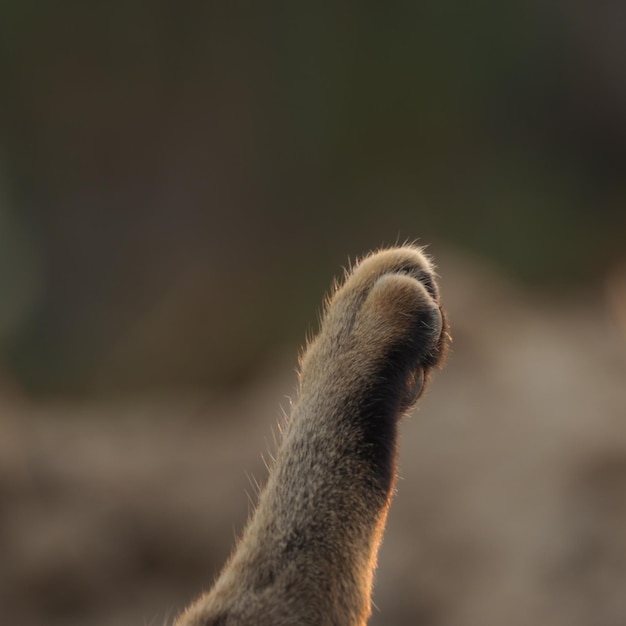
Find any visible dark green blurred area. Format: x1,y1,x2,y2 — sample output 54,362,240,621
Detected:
0,1,624,396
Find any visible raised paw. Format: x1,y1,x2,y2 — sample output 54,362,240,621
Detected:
301,246,448,411
173,245,449,626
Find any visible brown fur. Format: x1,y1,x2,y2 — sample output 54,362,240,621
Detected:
174,246,448,626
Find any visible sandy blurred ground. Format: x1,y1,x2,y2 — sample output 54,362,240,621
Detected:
1,250,625,626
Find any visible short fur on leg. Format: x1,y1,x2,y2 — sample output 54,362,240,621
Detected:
174,246,448,626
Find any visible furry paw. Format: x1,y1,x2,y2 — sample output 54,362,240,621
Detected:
301,246,448,411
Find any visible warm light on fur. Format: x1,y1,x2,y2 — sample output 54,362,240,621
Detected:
174,245,448,626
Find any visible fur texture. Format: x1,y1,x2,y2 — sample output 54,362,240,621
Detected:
174,245,448,626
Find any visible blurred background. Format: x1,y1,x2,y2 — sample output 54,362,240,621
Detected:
0,2,625,625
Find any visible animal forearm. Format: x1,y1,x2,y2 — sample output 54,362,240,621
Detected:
174,246,448,626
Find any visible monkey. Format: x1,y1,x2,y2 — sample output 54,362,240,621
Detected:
174,245,448,626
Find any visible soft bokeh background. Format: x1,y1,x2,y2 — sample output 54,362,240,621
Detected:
1,3,625,625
